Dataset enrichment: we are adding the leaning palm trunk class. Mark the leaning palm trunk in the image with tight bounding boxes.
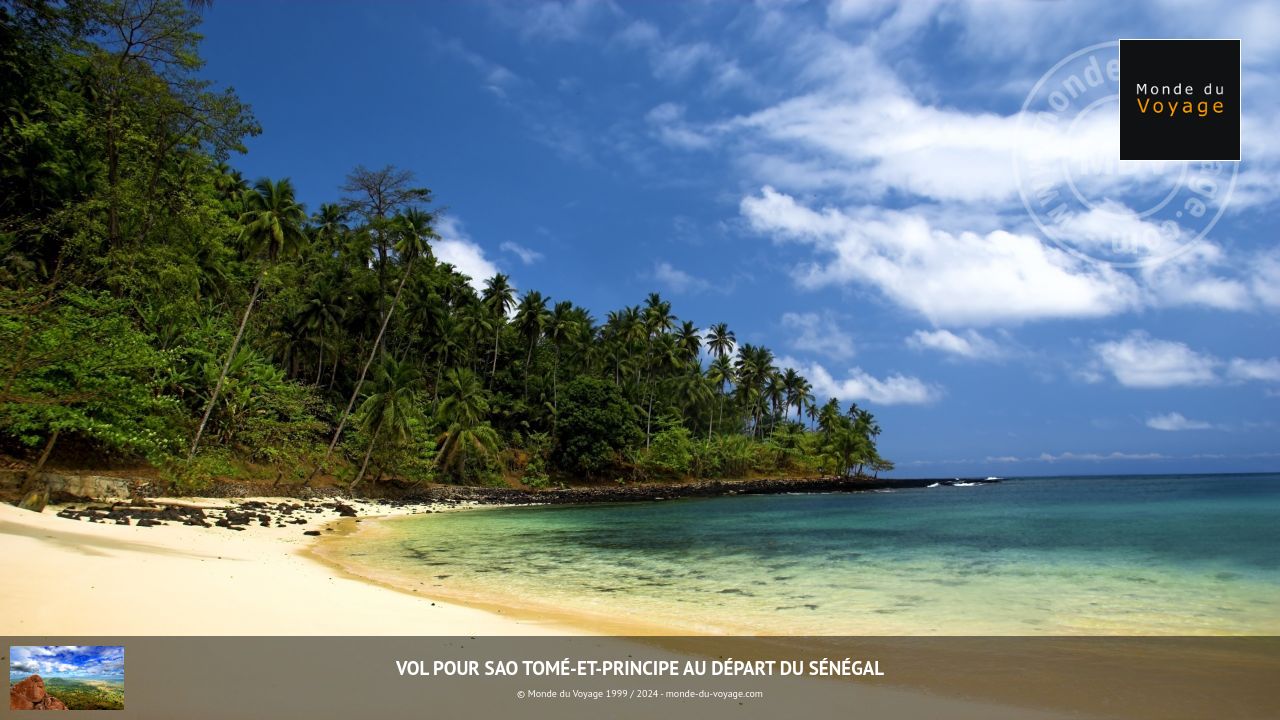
[350,420,383,490]
[310,258,413,484]
[189,271,263,461]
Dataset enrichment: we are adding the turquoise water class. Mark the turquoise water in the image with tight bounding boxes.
[327,474,1280,635]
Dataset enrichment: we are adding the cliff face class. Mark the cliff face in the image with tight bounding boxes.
[9,675,68,711]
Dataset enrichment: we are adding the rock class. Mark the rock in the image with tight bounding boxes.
[9,674,67,710]
[41,473,132,501]
[304,530,321,536]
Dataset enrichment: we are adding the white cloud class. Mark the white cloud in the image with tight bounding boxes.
[507,0,619,42]
[614,19,755,94]
[433,216,502,292]
[499,241,543,265]
[741,187,1140,325]
[1227,357,1280,383]
[646,103,713,149]
[1146,412,1213,431]
[1038,451,1167,462]
[781,356,941,405]
[781,311,856,359]
[431,31,522,99]
[907,329,1006,360]
[1090,331,1280,389]
[1249,251,1280,308]
[1091,332,1218,388]
[652,260,710,294]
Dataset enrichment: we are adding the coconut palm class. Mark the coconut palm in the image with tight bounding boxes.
[295,279,345,385]
[706,354,735,439]
[435,368,499,482]
[705,322,735,359]
[481,273,515,378]
[189,177,307,460]
[351,356,425,489]
[314,208,435,482]
[546,300,578,419]
[675,320,702,366]
[513,290,548,397]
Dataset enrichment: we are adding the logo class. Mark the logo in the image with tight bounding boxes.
[1014,41,1239,267]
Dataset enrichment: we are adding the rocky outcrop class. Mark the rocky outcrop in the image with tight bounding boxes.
[10,675,67,710]
[42,473,132,501]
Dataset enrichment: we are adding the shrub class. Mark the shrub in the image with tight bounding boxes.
[553,377,642,478]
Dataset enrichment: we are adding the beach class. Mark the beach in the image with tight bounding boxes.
[0,500,576,636]
[4,490,1278,719]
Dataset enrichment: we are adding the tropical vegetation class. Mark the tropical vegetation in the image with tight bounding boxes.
[0,0,891,501]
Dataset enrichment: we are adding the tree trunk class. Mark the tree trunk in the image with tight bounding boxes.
[552,346,561,427]
[16,428,60,512]
[314,330,325,385]
[311,257,413,484]
[350,423,380,490]
[523,341,535,399]
[491,327,500,378]
[189,271,264,461]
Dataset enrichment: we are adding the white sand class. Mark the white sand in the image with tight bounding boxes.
[0,500,579,636]
[0,500,1084,718]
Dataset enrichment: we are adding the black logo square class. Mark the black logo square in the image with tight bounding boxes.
[1120,39,1240,161]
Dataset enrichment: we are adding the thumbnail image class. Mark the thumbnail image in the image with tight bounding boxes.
[9,646,124,711]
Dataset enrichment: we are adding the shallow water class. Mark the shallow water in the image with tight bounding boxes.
[326,473,1280,635]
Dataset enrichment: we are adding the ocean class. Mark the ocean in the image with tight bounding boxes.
[323,473,1280,635]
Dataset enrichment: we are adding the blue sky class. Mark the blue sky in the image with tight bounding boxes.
[197,1,1278,477]
[10,646,124,681]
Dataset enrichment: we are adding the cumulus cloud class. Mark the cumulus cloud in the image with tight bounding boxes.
[9,646,124,680]
[1227,357,1280,383]
[1091,332,1219,388]
[1146,412,1213,431]
[1089,331,1280,389]
[907,329,1006,360]
[780,356,941,405]
[433,216,502,292]
[781,311,856,360]
[651,260,711,294]
[741,187,1140,325]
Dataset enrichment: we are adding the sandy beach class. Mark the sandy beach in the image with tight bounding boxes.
[0,500,578,636]
[5,498,1278,719]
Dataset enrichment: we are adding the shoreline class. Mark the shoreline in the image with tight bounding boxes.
[5,495,1278,719]
[0,499,579,636]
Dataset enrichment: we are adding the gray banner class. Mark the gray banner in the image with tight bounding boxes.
[5,637,1278,719]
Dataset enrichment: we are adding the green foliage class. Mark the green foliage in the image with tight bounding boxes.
[0,0,889,491]
[553,377,642,478]
[39,677,125,711]
[638,416,695,478]
[0,288,184,461]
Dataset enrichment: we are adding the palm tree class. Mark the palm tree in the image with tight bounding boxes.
[706,354,735,439]
[513,290,548,397]
[296,279,345,385]
[351,356,425,489]
[481,273,516,378]
[675,320,702,366]
[705,322,735,359]
[314,208,435,482]
[189,177,307,460]
[763,371,786,434]
[435,368,499,482]
[311,203,350,256]
[546,300,578,420]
